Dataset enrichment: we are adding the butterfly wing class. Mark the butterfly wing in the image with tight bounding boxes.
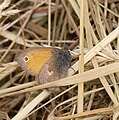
[36,58,61,92]
[15,47,53,76]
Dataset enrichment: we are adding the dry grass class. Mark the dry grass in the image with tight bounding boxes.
[1,0,119,120]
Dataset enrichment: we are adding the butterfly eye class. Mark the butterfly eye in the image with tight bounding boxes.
[23,56,29,62]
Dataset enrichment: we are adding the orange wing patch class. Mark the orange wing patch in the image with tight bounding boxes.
[25,48,53,76]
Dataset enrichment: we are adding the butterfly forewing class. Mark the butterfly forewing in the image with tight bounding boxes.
[15,48,53,76]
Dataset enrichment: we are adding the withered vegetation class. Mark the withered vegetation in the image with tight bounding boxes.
[0,0,119,120]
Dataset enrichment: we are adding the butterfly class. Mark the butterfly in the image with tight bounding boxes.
[15,46,71,92]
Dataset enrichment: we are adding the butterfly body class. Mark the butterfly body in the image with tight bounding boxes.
[15,46,71,92]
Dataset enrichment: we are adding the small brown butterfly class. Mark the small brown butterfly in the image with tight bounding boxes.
[15,46,71,92]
